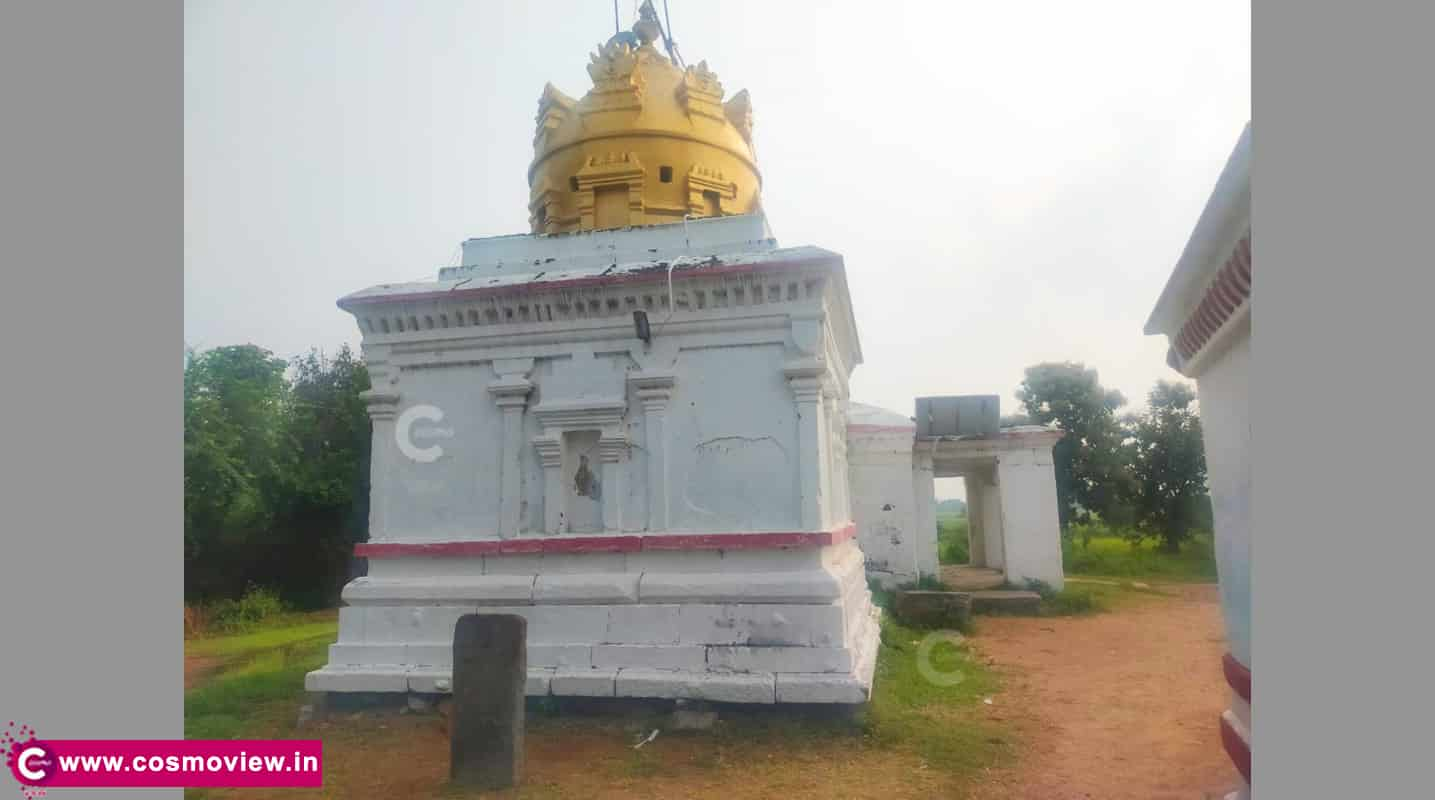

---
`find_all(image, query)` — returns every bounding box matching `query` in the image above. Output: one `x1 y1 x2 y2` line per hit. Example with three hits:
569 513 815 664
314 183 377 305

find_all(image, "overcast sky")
185 1 1249 496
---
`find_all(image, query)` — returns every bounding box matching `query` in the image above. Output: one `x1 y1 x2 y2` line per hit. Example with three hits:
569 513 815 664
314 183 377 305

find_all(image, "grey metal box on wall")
914 396 999 438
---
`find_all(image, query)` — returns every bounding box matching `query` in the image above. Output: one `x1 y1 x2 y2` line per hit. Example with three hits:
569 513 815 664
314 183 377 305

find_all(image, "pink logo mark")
3 722 49 799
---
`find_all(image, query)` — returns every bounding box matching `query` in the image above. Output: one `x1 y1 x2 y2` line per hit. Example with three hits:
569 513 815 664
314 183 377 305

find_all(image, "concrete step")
969 590 1042 615
939 565 1006 591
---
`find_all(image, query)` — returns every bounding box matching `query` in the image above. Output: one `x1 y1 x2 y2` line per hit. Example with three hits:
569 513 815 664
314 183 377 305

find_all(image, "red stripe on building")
541 535 643 554
354 524 859 558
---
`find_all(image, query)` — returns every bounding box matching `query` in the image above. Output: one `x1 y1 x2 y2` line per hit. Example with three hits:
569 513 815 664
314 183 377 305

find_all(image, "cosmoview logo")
5 723 52 798
14 745 54 784
395 404 453 463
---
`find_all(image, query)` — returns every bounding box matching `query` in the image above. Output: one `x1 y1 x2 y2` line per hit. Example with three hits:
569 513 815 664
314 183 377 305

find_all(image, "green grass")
940 513 1217 584
862 619 1005 769
186 619 338 659
937 512 969 566
1062 529 1218 582
185 619 336 741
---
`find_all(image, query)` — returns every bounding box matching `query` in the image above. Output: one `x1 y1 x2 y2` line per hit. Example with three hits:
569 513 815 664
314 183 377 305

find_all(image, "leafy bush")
208 586 286 634
1040 586 1101 615
866 574 949 611
913 573 950 591
1016 578 1101 615
1022 578 1056 599
867 577 893 611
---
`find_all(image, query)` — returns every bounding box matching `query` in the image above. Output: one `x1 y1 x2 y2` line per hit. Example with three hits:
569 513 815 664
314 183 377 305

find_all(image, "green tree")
1014 362 1134 529
182 344 371 607
1128 380 1210 552
183 345 289 599
268 346 371 607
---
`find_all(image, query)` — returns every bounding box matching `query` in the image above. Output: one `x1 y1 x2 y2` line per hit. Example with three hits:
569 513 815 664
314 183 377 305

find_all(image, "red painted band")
1220 714 1252 784
338 255 840 310
542 535 643 554
1223 651 1251 703
355 524 858 559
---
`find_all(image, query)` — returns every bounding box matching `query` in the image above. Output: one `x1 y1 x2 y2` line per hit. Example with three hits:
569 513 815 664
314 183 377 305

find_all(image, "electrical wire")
661 0 684 68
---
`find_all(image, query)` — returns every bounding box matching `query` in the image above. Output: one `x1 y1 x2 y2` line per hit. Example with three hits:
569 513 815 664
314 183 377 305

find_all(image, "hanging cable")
661 0 684 68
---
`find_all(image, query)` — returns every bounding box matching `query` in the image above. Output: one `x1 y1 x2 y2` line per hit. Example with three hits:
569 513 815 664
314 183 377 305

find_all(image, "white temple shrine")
306 5 1065 706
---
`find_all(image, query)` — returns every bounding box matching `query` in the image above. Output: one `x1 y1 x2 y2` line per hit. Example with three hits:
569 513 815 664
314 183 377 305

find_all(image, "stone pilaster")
597 434 630 532
630 373 676 532
361 388 400 542
824 383 854 527
489 359 534 538
533 436 563 533
785 359 827 531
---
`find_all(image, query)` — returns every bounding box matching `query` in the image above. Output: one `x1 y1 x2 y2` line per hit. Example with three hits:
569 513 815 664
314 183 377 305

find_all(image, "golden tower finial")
527 2 761 234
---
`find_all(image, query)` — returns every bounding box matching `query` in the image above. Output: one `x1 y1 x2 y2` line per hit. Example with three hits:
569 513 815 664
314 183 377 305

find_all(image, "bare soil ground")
964 583 1241 800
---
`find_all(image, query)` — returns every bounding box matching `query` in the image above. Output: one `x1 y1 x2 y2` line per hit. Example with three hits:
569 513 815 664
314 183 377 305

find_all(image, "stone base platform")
306 536 881 704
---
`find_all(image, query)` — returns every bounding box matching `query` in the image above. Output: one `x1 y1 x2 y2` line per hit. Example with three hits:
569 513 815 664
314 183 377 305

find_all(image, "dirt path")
966 584 1241 800
184 654 226 691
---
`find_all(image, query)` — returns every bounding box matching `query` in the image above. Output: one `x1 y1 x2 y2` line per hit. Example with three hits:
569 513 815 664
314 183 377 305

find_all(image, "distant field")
937 512 969 565
936 512 1216 583
1063 527 1218 582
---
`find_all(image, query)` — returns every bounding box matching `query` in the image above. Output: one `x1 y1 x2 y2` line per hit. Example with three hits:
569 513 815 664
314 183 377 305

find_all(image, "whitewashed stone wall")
848 426 920 587
994 447 1063 589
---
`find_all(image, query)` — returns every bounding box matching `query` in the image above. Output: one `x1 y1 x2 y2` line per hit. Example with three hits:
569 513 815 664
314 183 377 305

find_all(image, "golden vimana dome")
527 9 761 234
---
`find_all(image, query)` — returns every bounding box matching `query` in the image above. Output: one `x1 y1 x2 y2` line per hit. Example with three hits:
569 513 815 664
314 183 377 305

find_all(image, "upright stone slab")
450 614 526 790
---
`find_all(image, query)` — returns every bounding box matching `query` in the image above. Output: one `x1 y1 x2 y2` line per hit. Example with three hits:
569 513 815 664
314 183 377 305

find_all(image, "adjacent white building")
1145 122 1252 797
846 403 1065 591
